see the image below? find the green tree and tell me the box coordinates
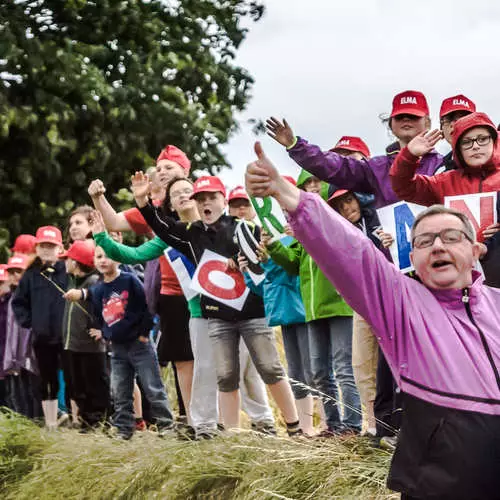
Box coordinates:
[0,0,264,238]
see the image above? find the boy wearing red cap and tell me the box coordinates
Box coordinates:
[436,94,476,172]
[11,225,68,429]
[131,172,301,434]
[61,241,110,430]
[227,185,256,221]
[266,90,442,209]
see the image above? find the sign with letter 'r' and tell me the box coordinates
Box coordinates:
[444,192,497,243]
[250,196,287,242]
[377,201,427,273]
[190,250,249,311]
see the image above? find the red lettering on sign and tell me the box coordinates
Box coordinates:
[449,196,495,242]
[197,260,246,300]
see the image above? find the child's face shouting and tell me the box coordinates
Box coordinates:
[194,192,227,225]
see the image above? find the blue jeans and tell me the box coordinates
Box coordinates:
[111,338,173,437]
[281,322,312,400]
[308,316,361,431]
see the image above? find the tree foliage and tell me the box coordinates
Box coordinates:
[0,0,264,238]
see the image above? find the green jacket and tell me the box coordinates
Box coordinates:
[267,239,352,322]
[93,232,202,318]
[296,169,330,200]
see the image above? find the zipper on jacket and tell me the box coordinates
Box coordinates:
[65,302,73,350]
[462,288,500,392]
[308,256,315,320]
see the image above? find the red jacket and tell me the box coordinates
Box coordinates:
[389,112,500,206]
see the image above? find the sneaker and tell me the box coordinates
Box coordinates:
[135,419,147,432]
[57,410,70,428]
[379,435,398,451]
[251,421,278,436]
[175,423,196,441]
[157,423,175,438]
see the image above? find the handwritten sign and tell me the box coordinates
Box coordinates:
[377,201,427,272]
[164,247,197,300]
[444,192,497,243]
[250,196,287,242]
[190,250,249,311]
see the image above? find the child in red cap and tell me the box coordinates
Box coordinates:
[266,90,442,209]
[130,171,301,435]
[11,225,68,430]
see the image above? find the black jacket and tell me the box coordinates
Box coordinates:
[139,202,266,321]
[12,260,68,345]
[388,393,500,499]
[62,272,105,353]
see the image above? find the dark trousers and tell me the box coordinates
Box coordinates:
[375,348,402,437]
[65,350,111,427]
[5,370,43,419]
[33,343,62,400]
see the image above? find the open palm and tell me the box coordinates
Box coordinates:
[131,171,151,200]
[266,117,295,148]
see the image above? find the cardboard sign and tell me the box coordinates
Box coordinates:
[377,201,427,273]
[164,247,197,300]
[190,250,249,311]
[444,192,497,242]
[235,221,265,286]
[250,196,287,242]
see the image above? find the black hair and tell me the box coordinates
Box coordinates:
[73,260,94,275]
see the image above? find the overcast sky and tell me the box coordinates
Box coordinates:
[217,0,500,189]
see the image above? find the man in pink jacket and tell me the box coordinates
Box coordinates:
[245,142,500,500]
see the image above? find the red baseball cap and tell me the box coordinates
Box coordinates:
[191,176,226,199]
[327,189,350,204]
[11,234,37,254]
[61,240,95,268]
[390,90,429,118]
[0,264,8,281]
[331,136,371,158]
[35,226,63,246]
[439,94,476,118]
[283,175,297,186]
[6,254,30,271]
[156,145,191,173]
[228,186,249,202]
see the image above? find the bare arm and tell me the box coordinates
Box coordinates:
[88,179,132,232]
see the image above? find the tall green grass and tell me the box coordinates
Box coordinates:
[1,410,396,499]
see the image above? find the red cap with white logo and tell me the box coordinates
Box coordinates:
[228,186,249,202]
[61,240,95,268]
[439,94,476,118]
[390,90,429,118]
[6,254,30,271]
[331,136,371,158]
[35,226,63,246]
[0,264,8,281]
[11,234,37,255]
[190,176,226,199]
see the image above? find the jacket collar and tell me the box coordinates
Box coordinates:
[427,270,483,309]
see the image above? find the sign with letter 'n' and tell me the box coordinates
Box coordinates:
[164,247,197,300]
[250,196,287,242]
[444,192,497,243]
[377,201,427,273]
[190,250,249,311]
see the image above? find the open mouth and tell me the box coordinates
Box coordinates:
[432,260,452,269]
[204,208,212,217]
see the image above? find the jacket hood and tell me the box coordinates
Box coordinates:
[296,169,329,200]
[452,112,499,172]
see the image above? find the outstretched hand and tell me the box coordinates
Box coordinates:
[266,117,295,148]
[131,171,151,208]
[407,129,443,157]
[90,210,106,235]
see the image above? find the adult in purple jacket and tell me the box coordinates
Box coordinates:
[266,90,442,209]
[245,142,500,500]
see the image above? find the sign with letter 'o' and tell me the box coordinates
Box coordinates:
[377,201,427,273]
[444,192,497,243]
[191,250,249,311]
[250,196,287,242]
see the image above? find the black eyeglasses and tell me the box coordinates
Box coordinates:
[460,135,492,150]
[412,228,472,249]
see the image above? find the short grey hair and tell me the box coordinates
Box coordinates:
[410,205,476,244]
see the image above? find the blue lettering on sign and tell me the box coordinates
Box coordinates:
[167,247,196,277]
[394,203,416,270]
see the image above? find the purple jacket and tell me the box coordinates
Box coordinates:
[3,295,37,375]
[289,191,500,415]
[289,138,442,208]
